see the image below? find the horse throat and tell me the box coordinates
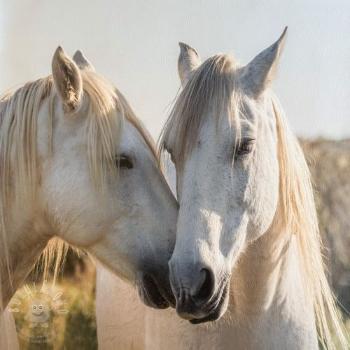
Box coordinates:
[0,208,52,309]
[226,224,318,348]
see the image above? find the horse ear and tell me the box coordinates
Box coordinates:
[52,46,83,112]
[73,50,96,72]
[239,27,288,97]
[178,42,201,86]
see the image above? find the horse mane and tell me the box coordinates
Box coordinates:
[160,53,346,349]
[0,70,158,308]
[272,98,347,349]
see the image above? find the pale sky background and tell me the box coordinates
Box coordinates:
[0,0,349,139]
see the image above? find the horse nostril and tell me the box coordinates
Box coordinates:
[194,268,215,301]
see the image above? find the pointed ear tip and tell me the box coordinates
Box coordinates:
[178,42,197,54]
[178,42,188,51]
[280,26,288,41]
[73,50,84,60]
[53,46,67,61]
[55,46,64,54]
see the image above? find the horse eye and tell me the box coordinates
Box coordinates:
[236,139,255,157]
[116,155,133,169]
[164,145,175,164]
[167,149,175,164]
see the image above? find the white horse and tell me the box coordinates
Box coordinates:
[0,48,178,346]
[96,29,348,349]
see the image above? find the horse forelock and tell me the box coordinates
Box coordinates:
[160,53,242,168]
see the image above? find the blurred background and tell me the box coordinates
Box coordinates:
[1,0,350,138]
[1,0,349,348]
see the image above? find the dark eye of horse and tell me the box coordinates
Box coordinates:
[168,150,175,164]
[164,145,175,164]
[236,139,255,157]
[116,155,133,169]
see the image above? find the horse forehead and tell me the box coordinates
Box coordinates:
[198,109,256,142]
[239,98,261,122]
[120,120,143,149]
[237,96,276,136]
[242,95,275,121]
[119,120,154,158]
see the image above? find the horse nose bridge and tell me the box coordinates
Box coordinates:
[177,206,223,248]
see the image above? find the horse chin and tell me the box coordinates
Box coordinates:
[136,272,175,309]
[189,282,230,324]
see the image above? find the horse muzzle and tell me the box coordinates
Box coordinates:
[136,271,175,309]
[172,272,230,323]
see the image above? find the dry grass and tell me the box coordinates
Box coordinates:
[9,251,350,350]
[10,257,97,350]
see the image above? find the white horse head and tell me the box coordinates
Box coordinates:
[0,48,177,310]
[161,29,346,349]
[162,30,287,320]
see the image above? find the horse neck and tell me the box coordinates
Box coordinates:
[226,221,318,348]
[1,200,52,309]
